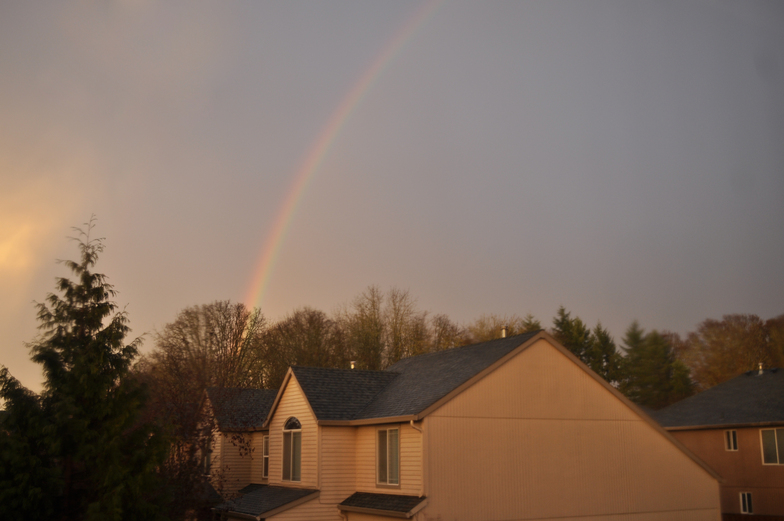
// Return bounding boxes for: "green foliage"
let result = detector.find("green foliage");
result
[618,322,694,409]
[551,307,621,384]
[0,221,169,521]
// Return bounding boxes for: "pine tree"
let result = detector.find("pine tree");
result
[0,221,169,521]
[618,322,694,409]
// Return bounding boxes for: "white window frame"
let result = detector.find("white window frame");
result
[282,418,302,482]
[725,430,738,451]
[760,428,784,465]
[740,492,753,514]
[377,427,400,486]
[262,435,269,479]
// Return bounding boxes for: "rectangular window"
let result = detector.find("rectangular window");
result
[725,430,738,451]
[262,435,269,479]
[377,427,399,485]
[283,431,301,481]
[740,492,753,514]
[761,428,784,464]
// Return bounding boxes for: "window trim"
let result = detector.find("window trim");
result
[376,426,400,488]
[760,428,784,465]
[725,430,738,451]
[282,417,302,482]
[262,435,269,479]
[740,492,753,514]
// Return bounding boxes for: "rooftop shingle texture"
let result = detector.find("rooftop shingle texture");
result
[290,366,398,421]
[206,388,278,431]
[359,331,540,419]
[339,492,426,514]
[214,484,318,517]
[291,331,539,421]
[652,368,784,428]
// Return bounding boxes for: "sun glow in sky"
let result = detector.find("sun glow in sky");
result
[1,1,783,392]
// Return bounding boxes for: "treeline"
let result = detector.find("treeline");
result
[139,287,784,420]
[3,224,783,521]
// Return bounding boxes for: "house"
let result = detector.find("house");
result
[203,387,278,497]
[652,367,784,519]
[214,330,721,520]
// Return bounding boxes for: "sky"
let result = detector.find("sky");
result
[1,0,783,393]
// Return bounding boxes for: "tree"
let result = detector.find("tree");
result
[551,306,594,365]
[339,286,385,370]
[618,322,694,409]
[589,322,621,383]
[676,314,784,391]
[0,221,169,521]
[465,313,542,344]
[262,307,348,389]
[143,301,267,422]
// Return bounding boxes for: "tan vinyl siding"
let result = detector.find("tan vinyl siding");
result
[216,432,254,497]
[319,426,356,503]
[356,423,422,496]
[268,376,318,488]
[424,338,720,521]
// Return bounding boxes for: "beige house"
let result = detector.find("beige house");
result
[214,331,721,520]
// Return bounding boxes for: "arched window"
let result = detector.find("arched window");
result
[283,417,301,481]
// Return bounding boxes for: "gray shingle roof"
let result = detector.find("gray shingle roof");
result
[206,388,278,431]
[290,367,398,421]
[651,368,784,428]
[214,484,318,518]
[338,492,426,516]
[290,331,540,421]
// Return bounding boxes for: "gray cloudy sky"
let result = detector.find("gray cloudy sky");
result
[2,0,783,392]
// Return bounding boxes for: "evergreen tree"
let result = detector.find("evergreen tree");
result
[588,323,621,383]
[551,306,594,365]
[618,322,694,409]
[0,221,169,521]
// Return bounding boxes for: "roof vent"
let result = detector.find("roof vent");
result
[759,362,764,375]
[501,326,507,338]
[350,361,356,370]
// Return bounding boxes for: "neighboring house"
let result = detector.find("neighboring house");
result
[203,387,279,497]
[214,331,721,520]
[652,367,784,520]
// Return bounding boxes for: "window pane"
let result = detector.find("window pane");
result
[726,431,731,450]
[777,429,784,464]
[378,430,387,483]
[388,429,399,485]
[741,493,747,513]
[263,456,269,478]
[283,432,292,480]
[292,432,302,481]
[762,430,778,464]
[732,431,737,450]
[748,493,753,513]
[263,436,269,456]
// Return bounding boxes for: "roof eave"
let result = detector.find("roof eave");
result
[337,497,427,519]
[318,415,417,427]
[665,420,784,431]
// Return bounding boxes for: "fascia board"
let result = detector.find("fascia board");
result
[261,370,293,430]
[317,415,417,427]
[665,421,784,431]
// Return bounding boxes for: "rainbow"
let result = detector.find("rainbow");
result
[244,0,443,312]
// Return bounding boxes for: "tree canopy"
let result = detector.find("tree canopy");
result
[0,221,169,521]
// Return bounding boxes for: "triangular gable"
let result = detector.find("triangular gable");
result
[420,331,722,482]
